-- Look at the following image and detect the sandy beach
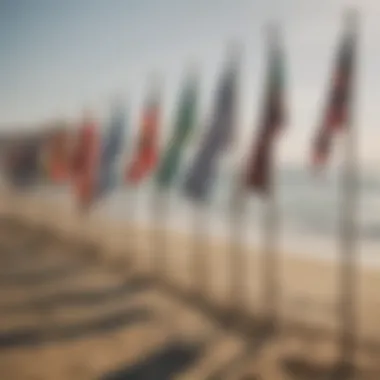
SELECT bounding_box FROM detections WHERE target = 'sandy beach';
[0,189,379,379]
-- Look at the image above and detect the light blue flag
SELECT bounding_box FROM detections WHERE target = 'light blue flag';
[183,49,239,202]
[97,105,126,198]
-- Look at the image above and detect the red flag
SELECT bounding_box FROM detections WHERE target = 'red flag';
[126,95,160,184]
[45,128,71,183]
[71,117,99,211]
[246,27,286,195]
[312,24,356,167]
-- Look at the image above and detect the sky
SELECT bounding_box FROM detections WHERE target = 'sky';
[1,0,379,166]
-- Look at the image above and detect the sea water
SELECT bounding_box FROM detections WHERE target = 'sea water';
[29,164,380,267]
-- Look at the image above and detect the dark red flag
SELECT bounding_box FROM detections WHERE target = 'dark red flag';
[246,28,286,195]
[312,25,356,167]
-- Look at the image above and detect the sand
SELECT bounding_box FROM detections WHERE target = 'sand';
[0,187,379,379]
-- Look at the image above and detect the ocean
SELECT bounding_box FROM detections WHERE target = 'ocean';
[26,164,380,267]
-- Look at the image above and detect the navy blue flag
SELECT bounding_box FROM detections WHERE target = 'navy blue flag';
[97,105,126,198]
[183,47,239,202]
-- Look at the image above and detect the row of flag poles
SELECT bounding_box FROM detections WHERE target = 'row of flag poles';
[6,9,358,368]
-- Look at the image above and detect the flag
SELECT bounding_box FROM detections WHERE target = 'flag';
[44,128,71,183]
[97,104,126,198]
[71,116,99,211]
[312,23,356,167]
[156,71,198,189]
[5,138,42,189]
[245,27,286,195]
[183,47,239,201]
[126,90,160,184]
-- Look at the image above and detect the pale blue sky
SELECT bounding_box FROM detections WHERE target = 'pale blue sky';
[1,0,379,164]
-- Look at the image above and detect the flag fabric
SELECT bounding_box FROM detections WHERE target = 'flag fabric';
[44,128,71,184]
[71,117,99,211]
[245,28,286,195]
[156,72,198,189]
[312,25,356,167]
[97,106,126,198]
[126,92,160,184]
[5,139,42,189]
[183,50,239,201]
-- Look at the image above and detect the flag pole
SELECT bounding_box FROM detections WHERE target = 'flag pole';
[125,78,160,277]
[227,44,245,319]
[155,64,199,288]
[145,73,165,280]
[229,171,246,318]
[338,9,358,370]
[187,44,240,304]
[191,199,209,300]
[150,73,167,282]
[152,185,169,281]
[123,134,136,268]
[262,24,281,330]
[262,171,279,329]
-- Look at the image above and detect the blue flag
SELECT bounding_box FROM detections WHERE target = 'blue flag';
[97,106,126,198]
[183,50,239,202]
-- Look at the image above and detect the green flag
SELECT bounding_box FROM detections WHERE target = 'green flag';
[156,71,198,188]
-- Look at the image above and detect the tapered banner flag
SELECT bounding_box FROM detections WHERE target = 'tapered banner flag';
[71,114,99,211]
[126,89,160,184]
[183,45,240,297]
[243,25,286,324]
[97,102,126,199]
[152,69,198,278]
[312,10,358,369]
[312,18,356,168]
[183,48,239,201]
[156,69,198,189]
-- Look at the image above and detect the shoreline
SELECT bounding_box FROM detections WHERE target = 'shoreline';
[1,188,379,345]
[15,186,380,268]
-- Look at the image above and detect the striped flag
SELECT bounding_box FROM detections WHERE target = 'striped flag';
[246,26,286,195]
[183,47,239,201]
[71,115,99,211]
[156,69,198,189]
[126,90,161,184]
[312,23,356,167]
[97,104,126,198]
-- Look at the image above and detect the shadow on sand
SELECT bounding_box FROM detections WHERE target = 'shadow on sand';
[282,357,380,380]
[98,321,274,380]
[0,258,92,286]
[0,306,154,350]
[100,340,206,380]
[0,277,151,314]
[206,321,276,380]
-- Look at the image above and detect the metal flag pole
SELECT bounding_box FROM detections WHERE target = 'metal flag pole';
[144,73,164,280]
[338,9,359,370]
[227,50,244,319]
[228,170,247,317]
[152,185,169,281]
[125,77,160,276]
[122,130,137,269]
[262,171,279,329]
[261,23,284,330]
